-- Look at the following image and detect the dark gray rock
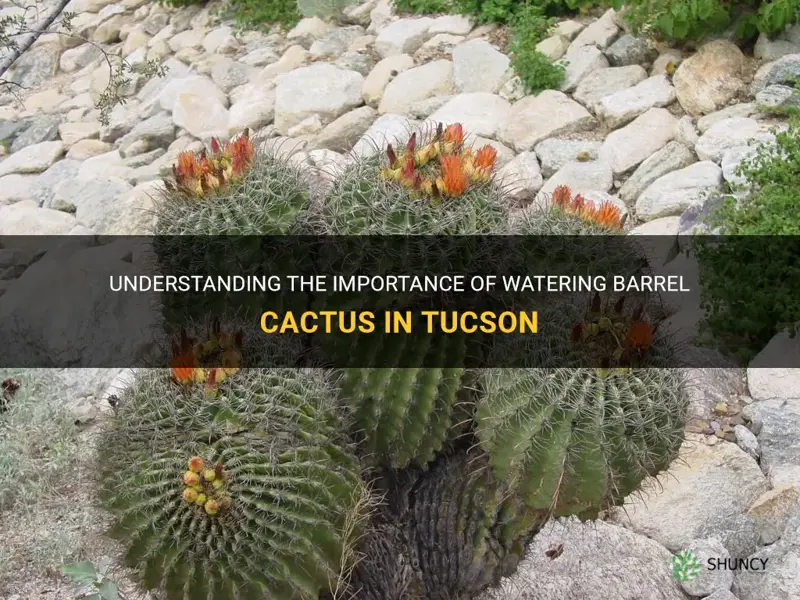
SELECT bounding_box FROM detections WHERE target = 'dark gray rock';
[10,116,61,153]
[606,34,658,67]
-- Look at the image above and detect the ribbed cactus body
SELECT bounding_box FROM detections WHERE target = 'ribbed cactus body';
[476,367,688,518]
[339,329,468,468]
[97,368,365,600]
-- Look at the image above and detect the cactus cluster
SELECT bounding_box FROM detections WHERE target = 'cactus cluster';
[97,125,691,600]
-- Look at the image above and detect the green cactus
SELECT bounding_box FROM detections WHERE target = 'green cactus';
[97,367,367,600]
[476,366,688,519]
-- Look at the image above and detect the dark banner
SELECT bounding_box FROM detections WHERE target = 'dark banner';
[0,235,796,368]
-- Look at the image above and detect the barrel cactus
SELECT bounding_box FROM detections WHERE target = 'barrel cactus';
[97,362,367,600]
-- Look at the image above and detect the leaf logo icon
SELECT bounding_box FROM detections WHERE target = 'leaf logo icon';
[671,550,701,582]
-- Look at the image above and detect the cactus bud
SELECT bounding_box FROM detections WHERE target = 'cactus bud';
[598,316,612,330]
[182,487,198,503]
[212,479,224,490]
[191,483,204,492]
[205,499,219,515]
[188,456,205,472]
[203,469,216,482]
[195,493,207,505]
[183,471,200,485]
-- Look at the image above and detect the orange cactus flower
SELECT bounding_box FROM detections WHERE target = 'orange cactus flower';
[552,185,572,207]
[571,194,586,214]
[442,123,464,147]
[474,145,497,172]
[227,131,254,176]
[188,456,205,473]
[438,155,468,197]
[592,201,625,229]
[170,352,197,384]
[627,321,654,349]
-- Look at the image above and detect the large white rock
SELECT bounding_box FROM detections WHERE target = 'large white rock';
[534,138,602,178]
[635,161,723,221]
[610,439,769,552]
[173,95,230,140]
[451,39,510,93]
[573,65,647,112]
[596,75,676,128]
[568,9,620,51]
[374,17,434,57]
[498,90,596,152]
[378,59,454,115]
[599,107,678,175]
[539,158,613,199]
[495,151,543,201]
[350,113,419,158]
[157,75,228,112]
[0,200,76,235]
[274,64,365,135]
[227,85,276,134]
[695,117,772,163]
[362,54,415,107]
[0,141,65,177]
[748,333,800,401]
[313,106,377,153]
[673,40,745,116]
[618,141,696,204]
[426,93,511,138]
[559,44,610,93]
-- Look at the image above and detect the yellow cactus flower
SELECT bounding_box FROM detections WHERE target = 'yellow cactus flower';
[205,499,219,515]
[195,493,207,506]
[212,479,224,490]
[183,471,200,486]
[203,469,216,482]
[182,487,198,503]
[188,456,205,473]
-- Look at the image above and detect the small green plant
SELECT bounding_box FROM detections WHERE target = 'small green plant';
[297,0,359,19]
[508,5,565,94]
[393,0,455,13]
[696,116,800,361]
[60,558,122,600]
[158,0,206,7]
[222,0,302,30]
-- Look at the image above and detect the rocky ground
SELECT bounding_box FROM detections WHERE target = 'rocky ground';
[0,0,799,599]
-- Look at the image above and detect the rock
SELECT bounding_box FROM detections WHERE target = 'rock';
[0,239,158,366]
[568,10,620,51]
[554,20,585,41]
[479,518,688,600]
[605,34,657,67]
[50,176,134,230]
[60,43,103,73]
[10,116,61,152]
[374,17,434,58]
[429,14,473,36]
[747,396,800,489]
[676,115,699,147]
[77,150,136,183]
[0,200,76,235]
[704,591,741,600]
[495,151,543,202]
[335,51,374,76]
[378,60,454,115]
[426,93,511,138]
[599,107,678,175]
[117,111,176,152]
[536,35,570,61]
[573,65,647,112]
[747,333,800,401]
[366,0,392,35]
[58,122,101,146]
[751,53,800,94]
[342,1,376,27]
[734,424,760,461]
[310,26,365,59]
[313,106,377,153]
[409,95,453,119]
[697,103,756,133]
[240,47,281,67]
[100,104,139,143]
[539,158,613,199]
[0,142,64,177]
[695,117,772,163]
[610,439,769,552]
[596,75,676,128]
[498,90,596,152]
[287,16,333,48]
[287,115,324,137]
[452,39,510,93]
[754,33,800,62]
[227,85,275,134]
[168,28,206,52]
[674,40,745,116]
[260,45,311,83]
[747,485,800,545]
[756,84,800,109]
[559,45,610,93]
[362,54,415,107]
[619,141,696,204]
[733,515,800,600]
[210,59,255,93]
[274,64,365,135]
[0,174,34,205]
[102,179,162,234]
[6,159,81,207]
[464,135,515,167]
[635,161,722,221]
[5,41,60,87]
[414,33,465,62]
[158,75,228,113]
[681,364,744,424]
[534,138,602,178]
[680,538,735,597]
[173,95,229,140]
[351,114,418,158]
[203,26,236,54]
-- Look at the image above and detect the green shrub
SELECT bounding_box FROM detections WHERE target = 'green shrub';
[613,0,800,42]
[695,116,800,361]
[393,0,455,14]
[297,0,359,19]
[222,0,302,30]
[158,0,206,8]
[508,5,565,94]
